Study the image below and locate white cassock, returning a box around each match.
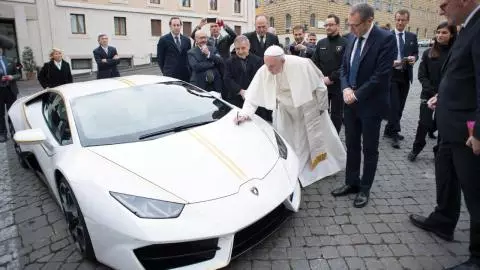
[240,49,346,187]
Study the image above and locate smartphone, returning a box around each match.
[206,17,217,23]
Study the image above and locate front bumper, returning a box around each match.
[86,162,301,270]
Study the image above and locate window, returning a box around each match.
[151,19,162,36]
[150,0,160,3]
[374,0,382,10]
[234,0,241,13]
[114,17,127,36]
[234,25,241,35]
[209,0,217,10]
[183,21,192,36]
[255,0,260,8]
[71,59,92,70]
[182,0,191,7]
[310,14,316,27]
[70,14,86,34]
[269,17,275,27]
[42,93,72,145]
[285,14,291,30]
[387,0,393,12]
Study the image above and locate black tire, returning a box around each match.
[58,177,96,261]
[8,118,29,169]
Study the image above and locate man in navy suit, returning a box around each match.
[93,34,120,79]
[331,3,397,208]
[384,9,419,148]
[157,17,191,82]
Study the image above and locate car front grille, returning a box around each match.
[134,238,219,270]
[231,204,292,259]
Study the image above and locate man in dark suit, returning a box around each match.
[243,15,279,122]
[0,46,21,143]
[187,31,223,95]
[93,34,120,79]
[384,9,419,148]
[331,3,397,208]
[287,25,315,58]
[191,18,237,59]
[223,35,263,108]
[157,17,191,82]
[409,0,480,268]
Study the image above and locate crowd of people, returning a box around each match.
[0,0,479,268]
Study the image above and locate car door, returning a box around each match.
[27,92,73,186]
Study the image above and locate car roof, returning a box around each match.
[49,75,180,101]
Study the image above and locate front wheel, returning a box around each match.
[58,177,96,261]
[8,119,29,169]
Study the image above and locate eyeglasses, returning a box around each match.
[347,22,364,28]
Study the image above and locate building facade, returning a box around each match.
[257,0,441,45]
[0,0,255,75]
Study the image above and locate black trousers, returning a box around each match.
[412,102,436,154]
[344,106,382,193]
[0,87,17,135]
[427,142,480,258]
[328,92,344,133]
[384,70,410,135]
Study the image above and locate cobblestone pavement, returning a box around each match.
[0,61,471,270]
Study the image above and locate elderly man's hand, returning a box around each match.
[466,136,480,155]
[234,112,250,125]
[427,94,438,110]
[343,88,356,105]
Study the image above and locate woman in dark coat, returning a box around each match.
[38,48,73,89]
[407,22,457,161]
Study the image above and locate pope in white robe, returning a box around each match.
[234,45,346,187]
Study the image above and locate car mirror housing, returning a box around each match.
[14,129,47,144]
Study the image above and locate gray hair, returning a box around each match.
[350,3,375,21]
[234,35,250,46]
[97,33,108,41]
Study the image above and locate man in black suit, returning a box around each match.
[191,18,237,59]
[331,3,397,208]
[243,15,279,122]
[384,9,419,148]
[409,0,480,268]
[287,25,315,58]
[187,31,223,95]
[157,17,191,82]
[223,35,263,108]
[93,34,120,79]
[0,46,21,143]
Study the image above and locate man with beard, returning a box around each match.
[223,35,263,108]
[311,14,348,133]
[287,25,315,58]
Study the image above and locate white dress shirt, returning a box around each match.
[350,23,375,66]
[54,60,62,70]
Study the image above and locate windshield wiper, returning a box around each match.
[138,121,215,140]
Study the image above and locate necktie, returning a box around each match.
[0,56,5,76]
[175,36,181,50]
[398,32,405,58]
[240,58,247,72]
[349,37,364,88]
[260,36,265,49]
[214,38,218,47]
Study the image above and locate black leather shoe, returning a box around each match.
[409,214,454,241]
[446,259,480,270]
[353,192,369,208]
[428,131,437,139]
[331,185,359,197]
[0,134,7,143]
[396,134,405,140]
[407,151,418,162]
[391,137,400,149]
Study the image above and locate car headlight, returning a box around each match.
[274,131,288,159]
[110,192,184,219]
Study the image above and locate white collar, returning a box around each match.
[394,28,405,35]
[54,60,62,65]
[171,32,180,39]
[463,4,480,28]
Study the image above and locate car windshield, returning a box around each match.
[70,82,232,146]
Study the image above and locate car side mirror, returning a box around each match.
[14,129,46,144]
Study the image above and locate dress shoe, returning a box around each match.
[353,191,369,208]
[0,134,7,143]
[391,137,400,149]
[409,214,454,241]
[396,134,405,140]
[331,185,359,197]
[446,259,480,270]
[407,151,418,162]
[428,131,437,139]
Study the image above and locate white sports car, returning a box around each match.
[8,75,302,270]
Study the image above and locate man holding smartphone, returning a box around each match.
[384,9,419,149]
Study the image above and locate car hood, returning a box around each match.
[88,114,279,203]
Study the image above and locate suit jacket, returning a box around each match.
[340,26,397,118]
[0,56,20,95]
[391,30,419,82]
[38,60,73,89]
[437,9,480,143]
[157,33,191,81]
[93,45,120,79]
[287,41,315,58]
[223,53,263,106]
[187,45,223,92]
[244,32,280,57]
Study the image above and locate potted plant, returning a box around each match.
[21,46,37,80]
